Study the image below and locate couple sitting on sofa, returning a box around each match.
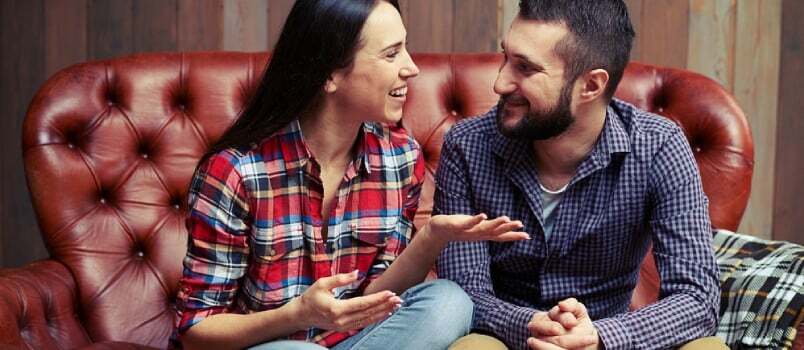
[173,1,726,349]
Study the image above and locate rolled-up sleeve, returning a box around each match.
[175,151,252,334]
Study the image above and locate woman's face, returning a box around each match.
[330,1,419,124]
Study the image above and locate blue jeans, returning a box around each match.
[249,279,474,350]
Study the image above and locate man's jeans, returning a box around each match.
[249,279,474,350]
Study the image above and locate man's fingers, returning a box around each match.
[338,291,400,314]
[558,297,588,320]
[557,312,579,328]
[527,337,564,350]
[316,270,359,290]
[528,313,566,336]
[538,334,598,349]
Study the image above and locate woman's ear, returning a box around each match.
[325,70,345,93]
[324,77,338,93]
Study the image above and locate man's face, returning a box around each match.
[494,18,576,140]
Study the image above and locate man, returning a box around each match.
[435,1,727,349]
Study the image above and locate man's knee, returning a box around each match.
[678,336,729,350]
[449,333,508,350]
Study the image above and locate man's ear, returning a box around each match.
[578,69,609,102]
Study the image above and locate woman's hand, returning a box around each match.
[289,270,402,332]
[427,214,530,244]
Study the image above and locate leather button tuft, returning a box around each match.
[99,198,107,204]
[67,143,75,149]
[136,251,144,258]
[141,153,149,159]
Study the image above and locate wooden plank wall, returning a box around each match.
[774,0,804,244]
[0,0,799,266]
[0,0,507,267]
[624,0,783,240]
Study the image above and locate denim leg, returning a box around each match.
[332,279,474,350]
[247,340,329,350]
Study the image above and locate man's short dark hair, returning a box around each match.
[519,0,635,100]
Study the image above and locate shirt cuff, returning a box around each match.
[482,303,536,349]
[593,317,631,350]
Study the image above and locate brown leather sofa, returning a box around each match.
[1,52,799,349]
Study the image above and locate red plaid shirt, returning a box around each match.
[174,120,424,347]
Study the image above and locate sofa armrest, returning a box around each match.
[0,259,91,350]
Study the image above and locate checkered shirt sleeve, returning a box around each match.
[175,150,252,334]
[593,125,720,349]
[434,134,540,348]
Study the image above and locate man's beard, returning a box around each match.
[496,81,575,140]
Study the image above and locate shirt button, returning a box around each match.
[350,223,358,229]
[269,249,276,255]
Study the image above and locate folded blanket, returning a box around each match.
[714,229,804,349]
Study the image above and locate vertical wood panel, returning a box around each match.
[223,0,268,51]
[623,0,643,62]
[267,0,295,50]
[404,0,453,52]
[45,0,87,76]
[133,0,177,53]
[688,0,736,91]
[734,0,782,239]
[87,0,133,60]
[0,0,48,267]
[499,0,517,51]
[638,0,688,68]
[453,0,500,52]
[773,0,804,244]
[178,0,224,51]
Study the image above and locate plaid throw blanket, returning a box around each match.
[714,229,804,349]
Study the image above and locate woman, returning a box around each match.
[174,1,528,349]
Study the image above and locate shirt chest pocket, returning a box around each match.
[346,217,397,248]
[254,223,306,262]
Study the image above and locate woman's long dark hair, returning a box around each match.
[200,0,400,165]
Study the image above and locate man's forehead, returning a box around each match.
[503,18,568,59]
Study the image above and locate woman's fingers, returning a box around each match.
[336,296,400,330]
[490,231,531,241]
[336,290,400,315]
[315,270,360,291]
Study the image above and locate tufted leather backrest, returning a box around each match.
[22,52,753,347]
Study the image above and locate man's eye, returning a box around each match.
[387,51,400,59]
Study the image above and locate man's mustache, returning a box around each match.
[500,94,529,106]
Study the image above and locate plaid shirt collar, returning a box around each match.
[277,119,378,175]
[491,100,632,175]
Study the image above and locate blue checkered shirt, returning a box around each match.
[435,99,720,350]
